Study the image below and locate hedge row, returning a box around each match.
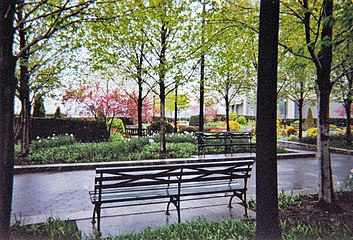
[19,118,109,142]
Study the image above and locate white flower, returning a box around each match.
[36,136,40,140]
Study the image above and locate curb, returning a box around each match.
[278,140,353,155]
[14,150,315,175]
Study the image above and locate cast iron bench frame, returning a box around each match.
[196,131,255,155]
[89,159,254,233]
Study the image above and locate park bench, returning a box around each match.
[196,131,255,155]
[89,158,254,232]
[125,125,152,137]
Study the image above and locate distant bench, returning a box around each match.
[125,125,152,137]
[196,131,256,155]
[89,158,254,232]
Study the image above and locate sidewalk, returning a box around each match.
[12,152,353,237]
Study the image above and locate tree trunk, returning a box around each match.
[159,83,167,155]
[344,72,352,146]
[345,99,352,146]
[174,85,178,133]
[315,0,334,206]
[199,1,206,132]
[159,23,167,155]
[137,43,144,137]
[199,55,205,132]
[298,98,304,141]
[225,95,230,131]
[18,7,31,157]
[0,1,16,238]
[256,0,281,239]
[137,80,143,137]
[316,83,334,205]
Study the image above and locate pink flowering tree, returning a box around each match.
[63,82,129,136]
[335,104,353,118]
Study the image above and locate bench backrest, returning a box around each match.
[93,159,254,194]
[196,131,253,144]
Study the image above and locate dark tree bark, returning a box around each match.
[298,82,304,141]
[18,5,31,157]
[225,93,230,131]
[137,78,143,137]
[137,43,145,137]
[343,71,352,146]
[199,1,206,132]
[256,0,281,239]
[0,1,16,238]
[174,85,178,133]
[159,23,168,155]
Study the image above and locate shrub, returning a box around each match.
[286,126,297,136]
[306,127,317,137]
[151,133,197,144]
[237,116,247,125]
[189,115,199,126]
[28,118,109,142]
[229,111,237,121]
[229,121,241,131]
[301,136,317,144]
[179,126,197,133]
[288,135,299,141]
[147,121,173,133]
[109,131,123,141]
[247,119,256,127]
[108,118,125,133]
[11,217,81,240]
[306,108,315,128]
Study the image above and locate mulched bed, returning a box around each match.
[279,191,353,230]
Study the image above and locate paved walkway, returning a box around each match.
[11,153,353,237]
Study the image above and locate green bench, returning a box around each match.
[196,131,256,155]
[89,159,254,232]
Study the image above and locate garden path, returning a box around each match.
[11,153,353,237]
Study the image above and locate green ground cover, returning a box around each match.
[10,191,353,240]
[16,133,291,165]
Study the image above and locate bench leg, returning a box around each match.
[92,206,96,224]
[228,194,235,208]
[228,190,248,217]
[92,204,102,233]
[166,196,181,223]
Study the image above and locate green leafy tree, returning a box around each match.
[83,0,155,137]
[281,0,353,207]
[331,3,353,145]
[14,0,93,157]
[278,56,315,140]
[166,90,190,132]
[138,0,193,155]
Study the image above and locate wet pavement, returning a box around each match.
[11,152,353,237]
